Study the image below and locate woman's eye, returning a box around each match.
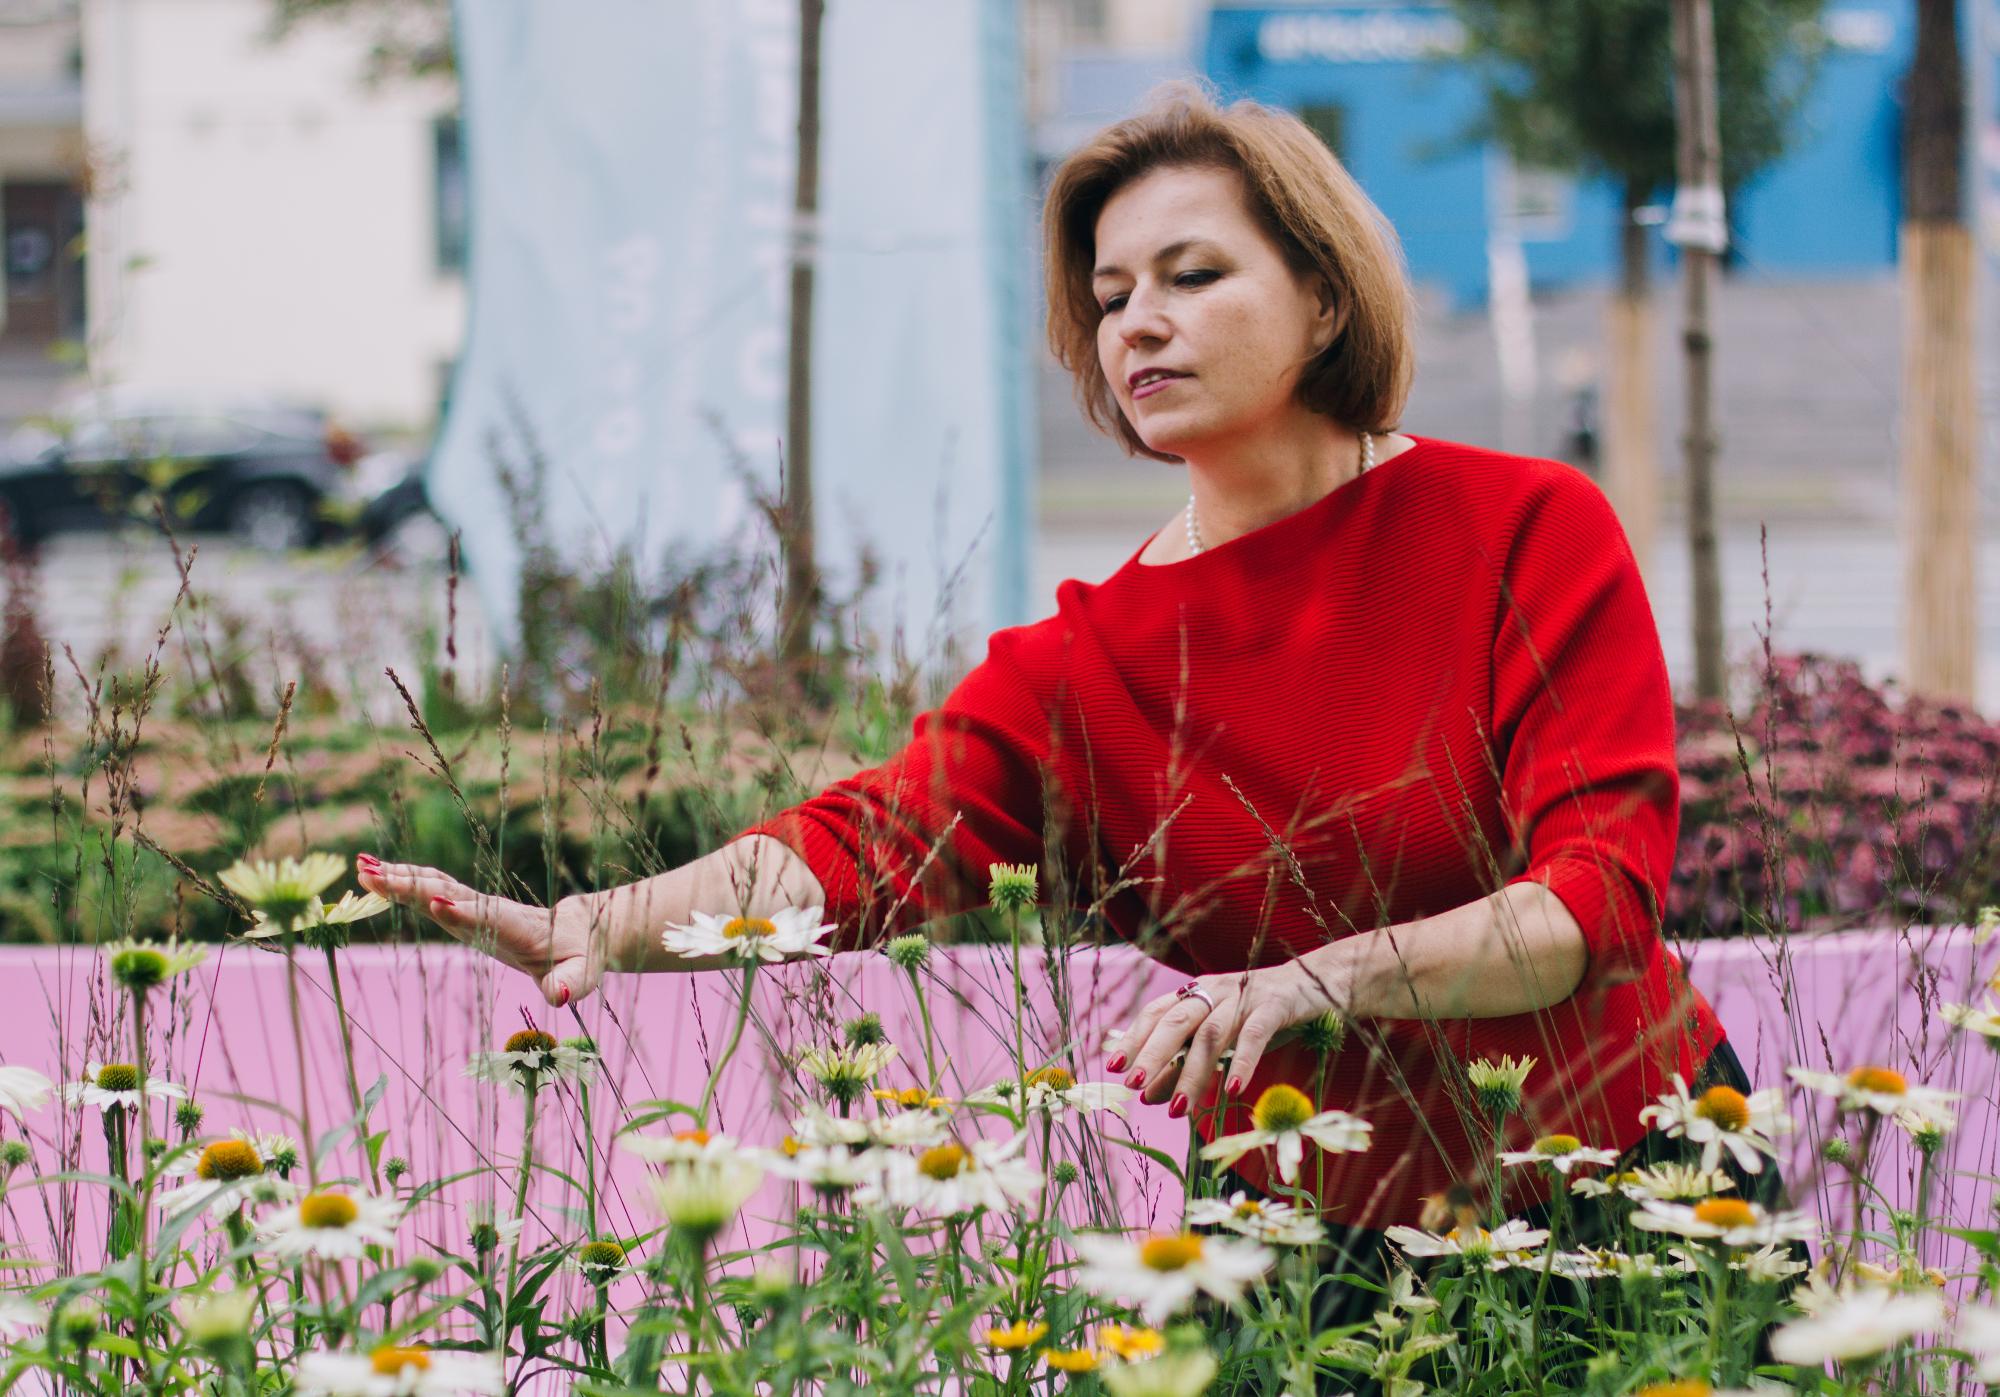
[1101,271,1219,313]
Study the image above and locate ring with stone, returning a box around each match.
[1175,983,1217,1012]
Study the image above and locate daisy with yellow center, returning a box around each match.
[259,1188,403,1260]
[294,1342,504,1395]
[1497,1132,1620,1175]
[1769,1286,1947,1366]
[243,889,392,948]
[1942,998,2000,1045]
[795,1042,900,1105]
[969,1064,1133,1119]
[1199,1084,1372,1185]
[1383,1218,1550,1271]
[1637,1074,1794,1173]
[217,852,347,933]
[1072,1229,1274,1323]
[1183,1190,1326,1246]
[101,936,209,993]
[647,1159,764,1245]
[619,1125,746,1165]
[1788,1063,1959,1118]
[858,1133,1042,1217]
[570,1238,631,1286]
[762,1141,890,1191]
[63,1061,187,1113]
[985,1319,1048,1351]
[156,1138,275,1221]
[465,1029,595,1094]
[660,905,837,963]
[1629,1195,1818,1249]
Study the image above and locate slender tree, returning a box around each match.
[1453,0,1822,636]
[1901,0,1976,700]
[779,0,826,673]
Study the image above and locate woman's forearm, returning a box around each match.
[587,834,829,974]
[1303,882,1589,1020]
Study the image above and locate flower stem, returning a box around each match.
[503,1080,540,1326]
[129,990,153,1381]
[697,963,758,1123]
[322,947,380,1191]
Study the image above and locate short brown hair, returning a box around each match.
[1043,79,1415,462]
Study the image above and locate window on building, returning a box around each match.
[1299,103,1348,162]
[434,114,468,276]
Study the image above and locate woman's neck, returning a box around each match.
[1184,421,1370,549]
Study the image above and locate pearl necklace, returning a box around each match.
[1185,430,1374,557]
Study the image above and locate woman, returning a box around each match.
[358,82,1751,1261]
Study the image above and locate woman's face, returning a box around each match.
[1092,164,1336,462]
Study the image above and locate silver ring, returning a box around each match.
[1176,983,1217,1012]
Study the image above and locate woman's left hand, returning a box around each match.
[1106,956,1350,1117]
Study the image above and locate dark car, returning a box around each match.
[0,393,378,551]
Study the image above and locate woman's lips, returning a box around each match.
[1132,373,1190,401]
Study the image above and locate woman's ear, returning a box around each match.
[1310,272,1349,354]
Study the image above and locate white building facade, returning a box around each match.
[0,0,464,429]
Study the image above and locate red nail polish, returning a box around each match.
[1107,1055,1127,1073]
[430,896,454,911]
[557,986,571,1006]
[1226,1076,1242,1095]
[1169,1093,1188,1118]
[1126,1070,1146,1090]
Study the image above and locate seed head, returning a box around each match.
[405,1257,443,1284]
[96,1063,140,1093]
[917,1144,967,1180]
[1531,1133,1581,1156]
[109,946,170,993]
[1692,1198,1757,1231]
[1466,1055,1536,1119]
[884,934,931,971]
[843,1013,886,1047]
[174,1100,206,1136]
[298,1191,360,1229]
[578,1239,628,1284]
[1820,1136,1854,1166]
[54,1300,100,1352]
[1693,1086,1751,1131]
[721,916,778,940]
[384,1156,409,1185]
[1251,1084,1315,1134]
[1846,1065,1908,1096]
[196,1140,263,1182]
[504,1029,558,1057]
[1051,1160,1080,1187]
[1026,1066,1076,1093]
[988,862,1038,912]
[371,1346,431,1377]
[1137,1233,1204,1272]
[0,1140,28,1173]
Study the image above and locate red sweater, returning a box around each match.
[749,437,1724,1227]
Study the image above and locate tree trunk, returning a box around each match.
[779,0,825,671]
[1605,182,1659,580]
[1902,0,1977,701]
[1670,0,1726,703]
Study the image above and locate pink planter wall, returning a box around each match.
[1,929,1993,1290]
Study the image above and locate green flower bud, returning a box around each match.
[843,1013,887,1047]
[174,1099,206,1136]
[988,862,1038,912]
[1821,1137,1855,1166]
[1296,1010,1346,1059]
[884,934,931,971]
[0,1139,30,1173]
[384,1155,410,1185]
[1051,1160,1080,1187]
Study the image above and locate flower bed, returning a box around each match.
[0,866,1997,1393]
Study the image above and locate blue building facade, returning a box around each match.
[1199,0,1911,307]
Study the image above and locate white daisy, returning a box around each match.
[858,1133,1042,1217]
[246,890,392,940]
[567,1238,635,1286]
[1732,1243,1811,1283]
[1638,1074,1793,1174]
[156,1137,279,1220]
[762,1142,890,1192]
[1769,1287,1945,1365]
[791,1103,950,1151]
[1956,1301,2000,1383]
[230,1128,301,1178]
[1072,1230,1274,1324]
[1496,1132,1621,1175]
[0,1293,44,1340]
[295,1344,504,1396]
[618,1126,744,1165]
[464,1030,595,1094]
[647,1159,763,1242]
[1622,1162,1740,1201]
[217,853,348,932]
[463,1201,522,1255]
[1199,1084,1372,1185]
[660,906,836,963]
[1629,1197,1819,1249]
[1943,998,2000,1046]
[1183,1191,1326,1246]
[63,1061,186,1112]
[968,1066,1133,1119]
[260,1188,403,1260]
[1100,1347,1221,1397]
[1788,1064,1959,1118]
[101,937,209,993]
[795,1042,900,1104]
[0,1065,52,1121]
[1546,1248,1670,1281]
[1383,1219,1550,1271]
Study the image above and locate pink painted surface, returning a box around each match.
[1,930,1993,1290]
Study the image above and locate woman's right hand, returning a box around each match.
[356,853,609,1006]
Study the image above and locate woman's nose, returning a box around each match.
[1118,286,1172,347]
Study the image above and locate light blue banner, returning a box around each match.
[432,0,1034,662]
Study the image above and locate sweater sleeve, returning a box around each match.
[1491,467,1680,990]
[739,631,1053,950]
